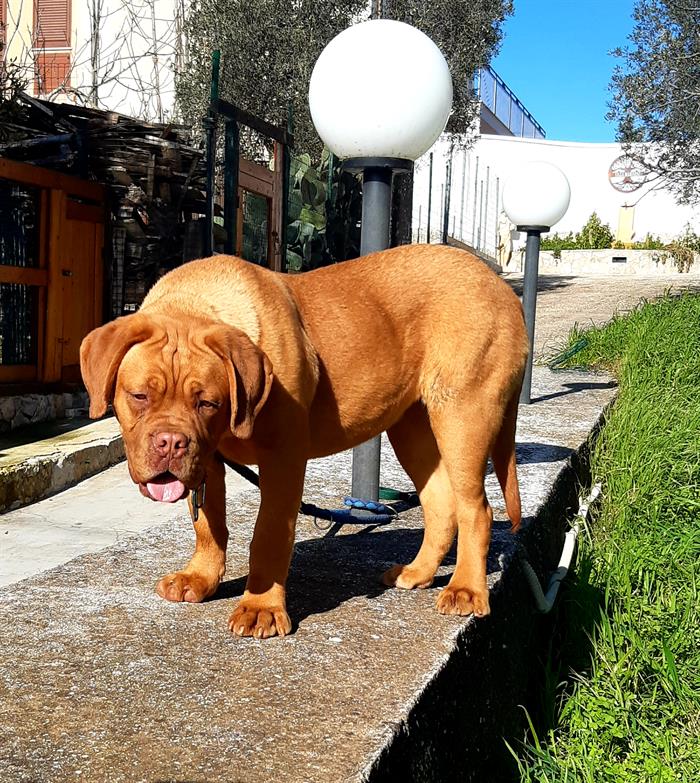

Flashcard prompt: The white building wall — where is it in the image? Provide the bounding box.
[413,134,700,257]
[69,0,183,121]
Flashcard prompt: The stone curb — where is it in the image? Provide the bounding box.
[0,418,124,513]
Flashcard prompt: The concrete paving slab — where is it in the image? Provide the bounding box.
[0,461,252,588]
[0,367,616,783]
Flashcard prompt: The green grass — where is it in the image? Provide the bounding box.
[514,292,700,782]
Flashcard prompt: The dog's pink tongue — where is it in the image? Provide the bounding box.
[146,477,186,502]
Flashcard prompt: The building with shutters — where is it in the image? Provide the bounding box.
[1,0,183,121]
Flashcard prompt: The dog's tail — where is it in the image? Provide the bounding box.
[491,389,522,532]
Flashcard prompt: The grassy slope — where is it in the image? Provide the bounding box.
[517,293,700,782]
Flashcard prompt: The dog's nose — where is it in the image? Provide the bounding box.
[153,431,190,459]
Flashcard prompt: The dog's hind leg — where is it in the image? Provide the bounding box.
[382,403,457,590]
[490,389,522,531]
[430,391,504,618]
[156,456,228,603]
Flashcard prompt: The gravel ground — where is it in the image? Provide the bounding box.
[506,273,700,360]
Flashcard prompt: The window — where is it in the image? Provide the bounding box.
[33,0,71,94]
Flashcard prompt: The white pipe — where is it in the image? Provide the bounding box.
[521,483,602,614]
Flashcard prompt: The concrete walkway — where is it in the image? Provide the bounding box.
[506,272,700,360]
[0,366,615,782]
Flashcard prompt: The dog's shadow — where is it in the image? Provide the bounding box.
[210,524,519,629]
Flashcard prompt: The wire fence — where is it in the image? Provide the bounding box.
[413,146,503,261]
[0,179,40,366]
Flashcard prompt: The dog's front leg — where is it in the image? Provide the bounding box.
[228,454,306,639]
[156,457,228,603]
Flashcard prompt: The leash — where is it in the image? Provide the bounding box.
[211,452,420,529]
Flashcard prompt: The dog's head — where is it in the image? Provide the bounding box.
[80,313,273,502]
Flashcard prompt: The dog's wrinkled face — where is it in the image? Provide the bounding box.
[115,330,231,500]
[80,313,273,504]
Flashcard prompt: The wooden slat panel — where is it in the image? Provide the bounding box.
[34,0,71,48]
[239,159,274,198]
[0,158,104,201]
[0,267,48,286]
[93,222,104,327]
[42,189,64,382]
[60,203,96,368]
[35,52,71,94]
[0,366,37,383]
[239,173,273,200]
[66,198,104,223]
[271,142,284,272]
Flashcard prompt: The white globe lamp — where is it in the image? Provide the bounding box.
[502,161,571,404]
[502,161,571,231]
[308,19,453,505]
[309,20,453,161]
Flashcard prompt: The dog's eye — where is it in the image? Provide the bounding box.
[198,399,220,410]
[130,392,148,402]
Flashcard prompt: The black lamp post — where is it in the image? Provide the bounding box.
[308,19,453,503]
[502,162,571,404]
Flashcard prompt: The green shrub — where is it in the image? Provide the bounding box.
[576,212,614,249]
[285,149,362,272]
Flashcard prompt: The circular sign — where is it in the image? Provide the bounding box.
[608,154,647,192]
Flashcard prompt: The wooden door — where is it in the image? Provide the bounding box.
[234,147,284,272]
[45,190,104,382]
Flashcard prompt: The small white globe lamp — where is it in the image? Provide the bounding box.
[502,161,571,404]
[309,19,453,504]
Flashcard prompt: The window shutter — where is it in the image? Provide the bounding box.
[35,51,70,93]
[34,0,71,49]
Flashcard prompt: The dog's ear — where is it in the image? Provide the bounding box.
[80,314,154,418]
[204,327,273,439]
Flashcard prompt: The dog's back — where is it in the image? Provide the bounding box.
[286,244,528,457]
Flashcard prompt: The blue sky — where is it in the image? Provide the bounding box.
[491,0,637,143]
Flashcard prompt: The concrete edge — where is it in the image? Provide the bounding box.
[360,405,609,782]
[0,431,125,514]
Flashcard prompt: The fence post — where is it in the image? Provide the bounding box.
[441,149,452,244]
[472,155,479,246]
[426,151,433,243]
[204,50,220,257]
[224,119,239,255]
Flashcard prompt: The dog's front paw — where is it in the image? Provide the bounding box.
[156,571,219,603]
[436,586,490,617]
[228,602,292,639]
[381,564,434,589]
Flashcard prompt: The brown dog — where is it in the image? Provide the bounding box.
[80,244,528,638]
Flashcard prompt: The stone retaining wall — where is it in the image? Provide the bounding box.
[0,392,89,433]
[533,248,700,276]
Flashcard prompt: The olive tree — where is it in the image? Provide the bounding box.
[608,0,700,204]
[176,0,513,158]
